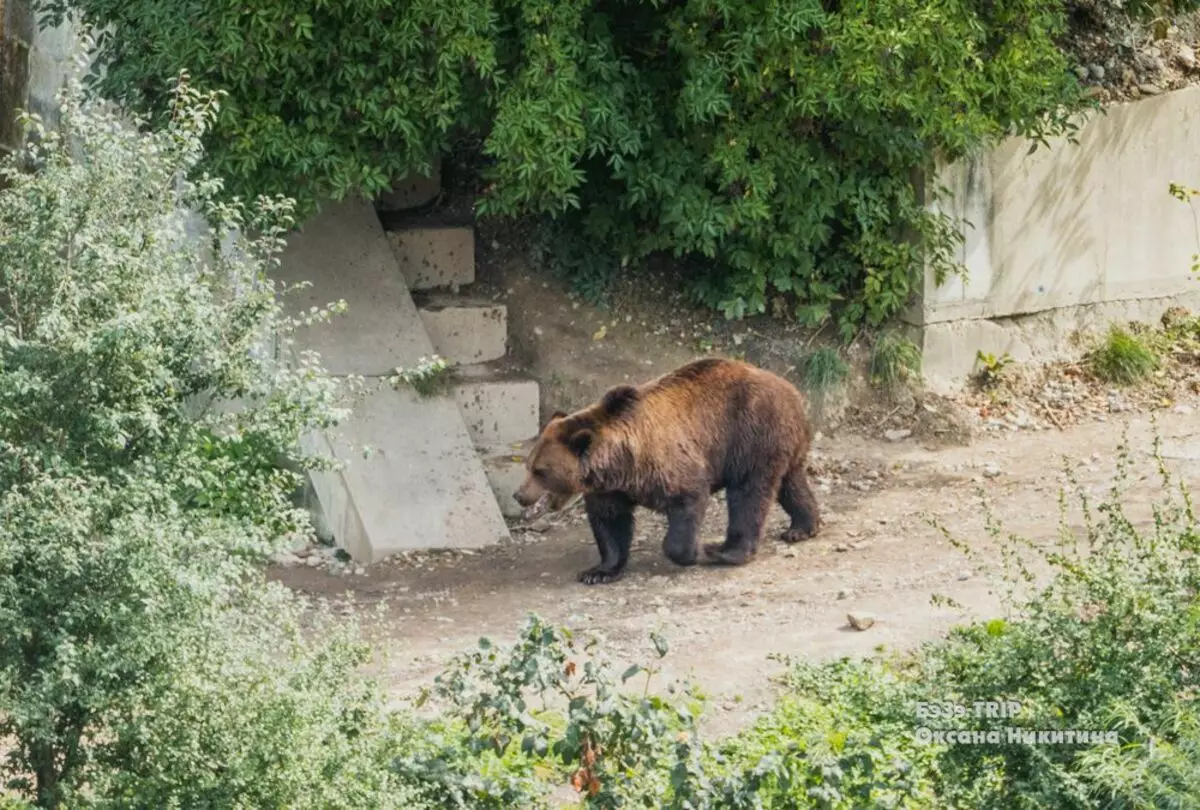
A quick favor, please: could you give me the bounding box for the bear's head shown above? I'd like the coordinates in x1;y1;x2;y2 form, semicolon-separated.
513;384;640;512
513;410;594;511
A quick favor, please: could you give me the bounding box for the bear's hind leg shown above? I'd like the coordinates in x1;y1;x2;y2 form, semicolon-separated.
705;481;774;566
579;493;635;585
778;460;820;543
661;495;708;567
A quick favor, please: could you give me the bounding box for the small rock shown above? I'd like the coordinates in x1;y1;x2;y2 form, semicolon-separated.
528;518;552;533
1178;44;1197;71
1074;66;1089;81
305;556;323;568
837;588;855;600
834;543;850;553
1107;391;1130;413
847;612;876;631
271;551;302;567
1138;83;1163;96
656;606;671;618
851;481;872;492
884;428;912;443
957;572;972;582
982;463;1002;479
1088;64;1105;81
1174;404;1194;415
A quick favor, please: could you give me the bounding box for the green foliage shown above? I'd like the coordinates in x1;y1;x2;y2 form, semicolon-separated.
424;618;699;807
0;59;527;810
39;0;1090;334
390;354;453;398
973;350;1014;389
1170;181;1200;279
529;218;620;307
1088;324;1160;385
869;331;922;389
797;347;849;395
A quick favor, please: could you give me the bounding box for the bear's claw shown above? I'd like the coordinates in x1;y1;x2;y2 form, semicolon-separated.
578;566;623;585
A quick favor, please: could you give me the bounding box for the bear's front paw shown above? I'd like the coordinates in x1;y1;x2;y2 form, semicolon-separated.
578;566;623;585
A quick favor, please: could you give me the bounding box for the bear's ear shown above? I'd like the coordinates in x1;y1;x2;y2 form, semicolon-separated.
566;427;594;457
542;410;568;431
600;385;639;418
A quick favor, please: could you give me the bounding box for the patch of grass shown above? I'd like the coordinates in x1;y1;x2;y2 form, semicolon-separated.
1088;324;1159;385
389;355;453;397
869;331;921;389
797;346;849;395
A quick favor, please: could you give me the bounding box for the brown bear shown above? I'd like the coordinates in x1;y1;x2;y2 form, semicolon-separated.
513;357;820;584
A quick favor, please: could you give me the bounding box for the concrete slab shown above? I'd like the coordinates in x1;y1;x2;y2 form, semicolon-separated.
418;296;508;365
276;197;441;376
275;196;510;559
917;291;1200;393
915;84;1200;325
481;451;528;518
454;374;541;447
378;159;441;212
387;227;475;291
303;383;510;561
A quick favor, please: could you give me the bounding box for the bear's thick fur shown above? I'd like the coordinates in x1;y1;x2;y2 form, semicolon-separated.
513;357;820;584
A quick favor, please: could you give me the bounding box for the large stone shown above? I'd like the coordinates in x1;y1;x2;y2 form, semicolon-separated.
387;227;475;291
453;371;540;447
418;295;508;365
479;446;532;518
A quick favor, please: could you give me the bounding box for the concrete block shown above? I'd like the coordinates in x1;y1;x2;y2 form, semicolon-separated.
480;449;530;518
917;290;1200;393
274;196;510;560
418;296;508;365
454;373;540;446
378;159;441;212
387;227;475;291
300;383;510;562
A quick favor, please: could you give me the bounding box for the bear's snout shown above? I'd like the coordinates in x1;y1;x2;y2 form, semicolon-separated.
512;479;543;508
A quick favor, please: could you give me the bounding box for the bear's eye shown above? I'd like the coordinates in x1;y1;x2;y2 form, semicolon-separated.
533;467;549;480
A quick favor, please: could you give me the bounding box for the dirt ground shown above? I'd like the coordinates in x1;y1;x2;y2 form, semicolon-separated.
271;406;1200;738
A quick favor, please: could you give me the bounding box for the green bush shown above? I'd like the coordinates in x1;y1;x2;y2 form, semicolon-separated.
0;58;545;810
37;1;1089;334
1088;324;1160;385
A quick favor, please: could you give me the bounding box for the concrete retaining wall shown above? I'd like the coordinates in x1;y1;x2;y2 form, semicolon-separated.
909;84;1200;389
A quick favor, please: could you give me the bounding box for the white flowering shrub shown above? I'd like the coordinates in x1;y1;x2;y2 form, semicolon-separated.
0;42;427;808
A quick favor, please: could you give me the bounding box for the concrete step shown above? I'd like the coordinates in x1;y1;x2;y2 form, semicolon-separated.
479;442;533;518
416;294;508;365
452;364;541;447
377;159;441;212
274;196;510;562
387;226;475;291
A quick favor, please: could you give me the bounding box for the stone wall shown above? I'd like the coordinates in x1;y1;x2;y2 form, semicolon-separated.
908;84;1200;390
